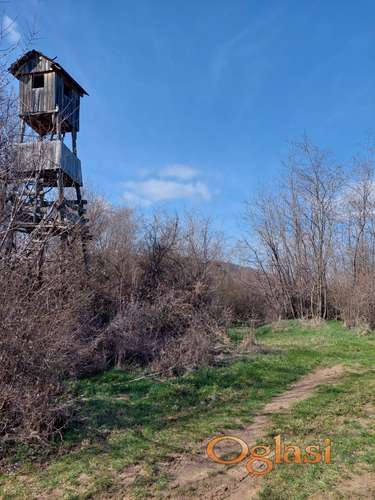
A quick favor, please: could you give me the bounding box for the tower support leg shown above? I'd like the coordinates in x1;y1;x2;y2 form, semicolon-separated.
74;182;89;270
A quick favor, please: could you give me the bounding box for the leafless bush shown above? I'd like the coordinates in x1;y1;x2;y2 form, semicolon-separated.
155;310;226;372
215;261;269;323
101;213;231;372
0;190;236;449
0;249;105;449
106;291;226;373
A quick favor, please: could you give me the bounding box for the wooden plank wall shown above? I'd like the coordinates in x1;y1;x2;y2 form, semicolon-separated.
19;71;55;114
55;74;80;131
17;54;80;131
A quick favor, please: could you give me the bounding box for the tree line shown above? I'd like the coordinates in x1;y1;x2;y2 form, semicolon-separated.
244;137;375;329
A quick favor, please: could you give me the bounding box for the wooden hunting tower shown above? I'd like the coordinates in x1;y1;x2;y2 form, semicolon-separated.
9;49;87;137
6;50;89;255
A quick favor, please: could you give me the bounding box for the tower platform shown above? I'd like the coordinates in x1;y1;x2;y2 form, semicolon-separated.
12;139;82;187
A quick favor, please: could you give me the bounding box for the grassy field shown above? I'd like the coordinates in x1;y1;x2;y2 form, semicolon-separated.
1;320;375;498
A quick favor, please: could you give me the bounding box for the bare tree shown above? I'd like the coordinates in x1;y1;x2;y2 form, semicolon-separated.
244;138;343;320
332;157;375;327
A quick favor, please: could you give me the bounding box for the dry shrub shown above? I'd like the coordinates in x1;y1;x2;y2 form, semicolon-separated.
215;263;269;323
0;207;236;450
102;213;231;373
106;292;191;367
106;291;227;373
155;312;224;372
238;331;257;351
331;269;375;329
352;321;372;337
0;249;104;449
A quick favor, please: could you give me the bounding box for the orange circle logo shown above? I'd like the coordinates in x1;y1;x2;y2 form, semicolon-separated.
206;435;249;465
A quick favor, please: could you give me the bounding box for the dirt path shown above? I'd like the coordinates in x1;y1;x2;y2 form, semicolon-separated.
310;470;375;499
155;364;346;500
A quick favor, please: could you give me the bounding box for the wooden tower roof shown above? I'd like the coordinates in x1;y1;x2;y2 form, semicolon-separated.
8;49;88;97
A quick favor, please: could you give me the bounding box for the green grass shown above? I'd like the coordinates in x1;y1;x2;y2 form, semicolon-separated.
1;320;375;499
259;370;375;499
226;325;254;344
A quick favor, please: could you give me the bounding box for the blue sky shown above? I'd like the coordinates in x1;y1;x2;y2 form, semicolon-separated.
4;0;375;241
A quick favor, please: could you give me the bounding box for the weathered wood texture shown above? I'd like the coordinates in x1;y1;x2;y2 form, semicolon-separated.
11;51;86;134
19;72;56;114
14;140;82;186
55;74;80;131
16;54;53;73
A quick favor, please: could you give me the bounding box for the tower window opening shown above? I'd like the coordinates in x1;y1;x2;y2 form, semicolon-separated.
32;74;44;88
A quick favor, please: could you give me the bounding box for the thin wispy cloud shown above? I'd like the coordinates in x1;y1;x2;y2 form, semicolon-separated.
211;5;286;84
2;15;21;44
137;164;199;180
122;165;212;206
159;164;198;180
211;27;252;82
